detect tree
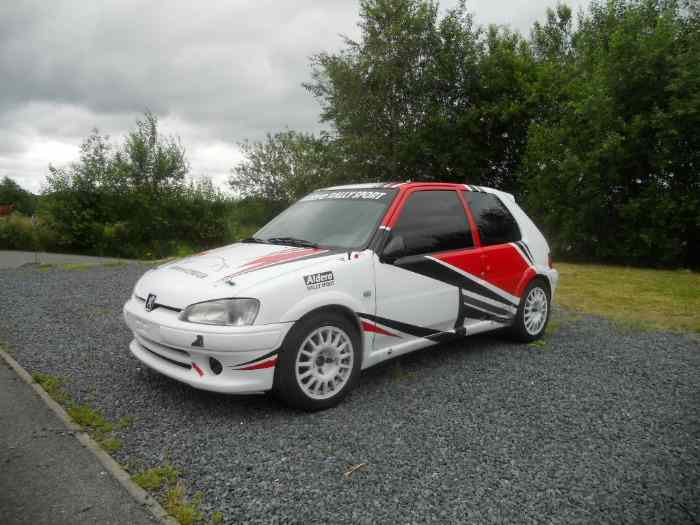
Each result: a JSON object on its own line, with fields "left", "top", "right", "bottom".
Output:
{"left": 40, "top": 112, "right": 225, "bottom": 257}
{"left": 523, "top": 0, "right": 699, "bottom": 267}
{"left": 0, "top": 177, "right": 37, "bottom": 215}
{"left": 230, "top": 131, "right": 341, "bottom": 202}
{"left": 305, "top": 0, "right": 475, "bottom": 182}
{"left": 115, "top": 112, "right": 188, "bottom": 192}
{"left": 231, "top": 0, "right": 698, "bottom": 267}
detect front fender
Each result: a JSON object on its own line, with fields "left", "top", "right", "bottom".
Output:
{"left": 279, "top": 289, "right": 367, "bottom": 324}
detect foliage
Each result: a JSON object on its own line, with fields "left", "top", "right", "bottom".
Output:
{"left": 6, "top": 1, "right": 697, "bottom": 268}
{"left": 0, "top": 213, "right": 60, "bottom": 251}
{"left": 523, "top": 0, "right": 700, "bottom": 268}
{"left": 231, "top": 0, "right": 698, "bottom": 268}
{"left": 231, "top": 131, "right": 343, "bottom": 202}
{"left": 132, "top": 462, "right": 224, "bottom": 525}
{"left": 39, "top": 113, "right": 236, "bottom": 258}
{"left": 0, "top": 177, "right": 37, "bottom": 215}
{"left": 32, "top": 372, "right": 70, "bottom": 404}
{"left": 132, "top": 463, "right": 180, "bottom": 491}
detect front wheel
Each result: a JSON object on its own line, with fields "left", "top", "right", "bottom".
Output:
{"left": 273, "top": 311, "right": 361, "bottom": 411}
{"left": 509, "top": 279, "right": 551, "bottom": 342}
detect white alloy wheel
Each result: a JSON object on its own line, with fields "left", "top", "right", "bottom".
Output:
{"left": 294, "top": 325, "right": 354, "bottom": 400}
{"left": 523, "top": 286, "right": 548, "bottom": 335}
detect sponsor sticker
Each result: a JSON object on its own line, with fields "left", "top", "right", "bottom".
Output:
{"left": 304, "top": 271, "right": 335, "bottom": 290}
{"left": 302, "top": 191, "right": 388, "bottom": 202}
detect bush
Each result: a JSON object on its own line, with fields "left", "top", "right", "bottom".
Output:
{"left": 0, "top": 213, "right": 63, "bottom": 252}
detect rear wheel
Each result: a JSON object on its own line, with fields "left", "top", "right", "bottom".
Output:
{"left": 273, "top": 311, "right": 361, "bottom": 411}
{"left": 509, "top": 279, "right": 550, "bottom": 342}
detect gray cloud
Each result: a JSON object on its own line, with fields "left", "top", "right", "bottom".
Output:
{"left": 0, "top": 0, "right": 590, "bottom": 192}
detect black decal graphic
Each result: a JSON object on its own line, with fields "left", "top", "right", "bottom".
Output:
{"left": 359, "top": 313, "right": 468, "bottom": 342}
{"left": 461, "top": 304, "right": 510, "bottom": 323}
{"left": 358, "top": 313, "right": 439, "bottom": 338}
{"left": 191, "top": 335, "right": 204, "bottom": 347}
{"left": 396, "top": 257, "right": 518, "bottom": 308}
{"left": 304, "top": 271, "right": 335, "bottom": 290}
{"left": 514, "top": 241, "right": 534, "bottom": 265}
{"left": 230, "top": 350, "right": 278, "bottom": 369}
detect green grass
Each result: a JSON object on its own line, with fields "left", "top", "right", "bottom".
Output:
{"left": 66, "top": 404, "right": 123, "bottom": 452}
{"left": 132, "top": 463, "right": 224, "bottom": 525}
{"left": 25, "top": 367, "right": 223, "bottom": 524}
{"left": 31, "top": 371, "right": 128, "bottom": 453}
{"left": 133, "top": 463, "right": 180, "bottom": 491}
{"left": 36, "top": 261, "right": 129, "bottom": 271}
{"left": 555, "top": 263, "right": 700, "bottom": 333}
{"left": 32, "top": 372, "right": 71, "bottom": 404}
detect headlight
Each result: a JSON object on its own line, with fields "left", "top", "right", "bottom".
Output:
{"left": 179, "top": 298, "right": 260, "bottom": 326}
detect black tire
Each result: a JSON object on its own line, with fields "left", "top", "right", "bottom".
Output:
{"left": 509, "top": 278, "right": 551, "bottom": 342}
{"left": 273, "top": 311, "right": 361, "bottom": 411}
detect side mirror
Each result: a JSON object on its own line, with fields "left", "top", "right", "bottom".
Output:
{"left": 380, "top": 234, "right": 406, "bottom": 264}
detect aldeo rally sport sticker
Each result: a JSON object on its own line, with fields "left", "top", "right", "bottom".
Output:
{"left": 304, "top": 271, "right": 335, "bottom": 290}
{"left": 302, "top": 191, "right": 388, "bottom": 201}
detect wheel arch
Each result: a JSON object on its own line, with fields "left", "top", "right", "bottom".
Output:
{"left": 515, "top": 267, "right": 553, "bottom": 299}
{"left": 279, "top": 301, "right": 364, "bottom": 359}
{"left": 294, "top": 304, "right": 362, "bottom": 339}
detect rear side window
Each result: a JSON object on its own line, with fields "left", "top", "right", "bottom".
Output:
{"left": 464, "top": 192, "right": 521, "bottom": 246}
{"left": 393, "top": 190, "right": 473, "bottom": 256}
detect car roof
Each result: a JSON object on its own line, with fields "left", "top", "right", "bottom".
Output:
{"left": 319, "top": 181, "right": 499, "bottom": 193}
{"left": 317, "top": 182, "right": 516, "bottom": 204}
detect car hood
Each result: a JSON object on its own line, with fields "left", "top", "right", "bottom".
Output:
{"left": 133, "top": 243, "right": 340, "bottom": 309}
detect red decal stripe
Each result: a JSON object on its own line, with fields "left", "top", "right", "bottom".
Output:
{"left": 240, "top": 356, "right": 278, "bottom": 371}
{"left": 242, "top": 248, "right": 314, "bottom": 267}
{"left": 192, "top": 362, "right": 204, "bottom": 377}
{"left": 361, "top": 320, "right": 400, "bottom": 338}
{"left": 223, "top": 248, "right": 326, "bottom": 279}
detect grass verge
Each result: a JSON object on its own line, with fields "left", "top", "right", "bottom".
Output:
{"left": 555, "top": 262, "right": 700, "bottom": 333}
{"left": 38, "top": 261, "right": 130, "bottom": 271}
{"left": 31, "top": 372, "right": 128, "bottom": 453}
{"left": 131, "top": 462, "right": 224, "bottom": 525}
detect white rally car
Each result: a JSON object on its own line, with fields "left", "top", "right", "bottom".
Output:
{"left": 124, "top": 183, "right": 558, "bottom": 410}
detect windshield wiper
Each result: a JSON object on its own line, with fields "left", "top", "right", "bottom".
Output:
{"left": 241, "top": 237, "right": 269, "bottom": 244}
{"left": 265, "top": 237, "right": 319, "bottom": 248}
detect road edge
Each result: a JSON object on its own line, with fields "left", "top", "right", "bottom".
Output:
{"left": 0, "top": 347, "right": 179, "bottom": 525}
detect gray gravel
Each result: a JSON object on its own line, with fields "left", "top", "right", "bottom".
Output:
{"left": 1, "top": 264, "right": 698, "bottom": 524}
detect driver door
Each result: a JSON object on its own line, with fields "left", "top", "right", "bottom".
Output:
{"left": 371, "top": 189, "right": 481, "bottom": 349}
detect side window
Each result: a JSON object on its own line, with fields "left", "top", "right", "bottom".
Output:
{"left": 393, "top": 190, "right": 473, "bottom": 256}
{"left": 464, "top": 192, "right": 521, "bottom": 246}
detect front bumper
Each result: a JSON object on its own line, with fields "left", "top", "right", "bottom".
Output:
{"left": 123, "top": 297, "right": 292, "bottom": 394}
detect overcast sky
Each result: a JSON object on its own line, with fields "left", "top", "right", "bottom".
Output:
{"left": 0, "top": 0, "right": 590, "bottom": 193}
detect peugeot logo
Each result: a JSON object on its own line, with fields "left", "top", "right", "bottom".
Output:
{"left": 145, "top": 294, "right": 157, "bottom": 312}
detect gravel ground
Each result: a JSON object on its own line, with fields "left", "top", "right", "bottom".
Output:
{"left": 1, "top": 264, "right": 698, "bottom": 524}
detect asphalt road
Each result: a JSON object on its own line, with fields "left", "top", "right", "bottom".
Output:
{"left": 0, "top": 358, "right": 157, "bottom": 525}
{"left": 0, "top": 263, "right": 698, "bottom": 524}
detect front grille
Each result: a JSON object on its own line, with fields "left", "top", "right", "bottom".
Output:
{"left": 139, "top": 336, "right": 190, "bottom": 358}
{"left": 139, "top": 341, "right": 192, "bottom": 370}
{"left": 134, "top": 294, "right": 182, "bottom": 313}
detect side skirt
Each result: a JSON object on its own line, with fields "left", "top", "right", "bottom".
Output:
{"left": 361, "top": 319, "right": 508, "bottom": 370}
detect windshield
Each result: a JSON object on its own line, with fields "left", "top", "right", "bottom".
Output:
{"left": 254, "top": 189, "right": 397, "bottom": 250}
